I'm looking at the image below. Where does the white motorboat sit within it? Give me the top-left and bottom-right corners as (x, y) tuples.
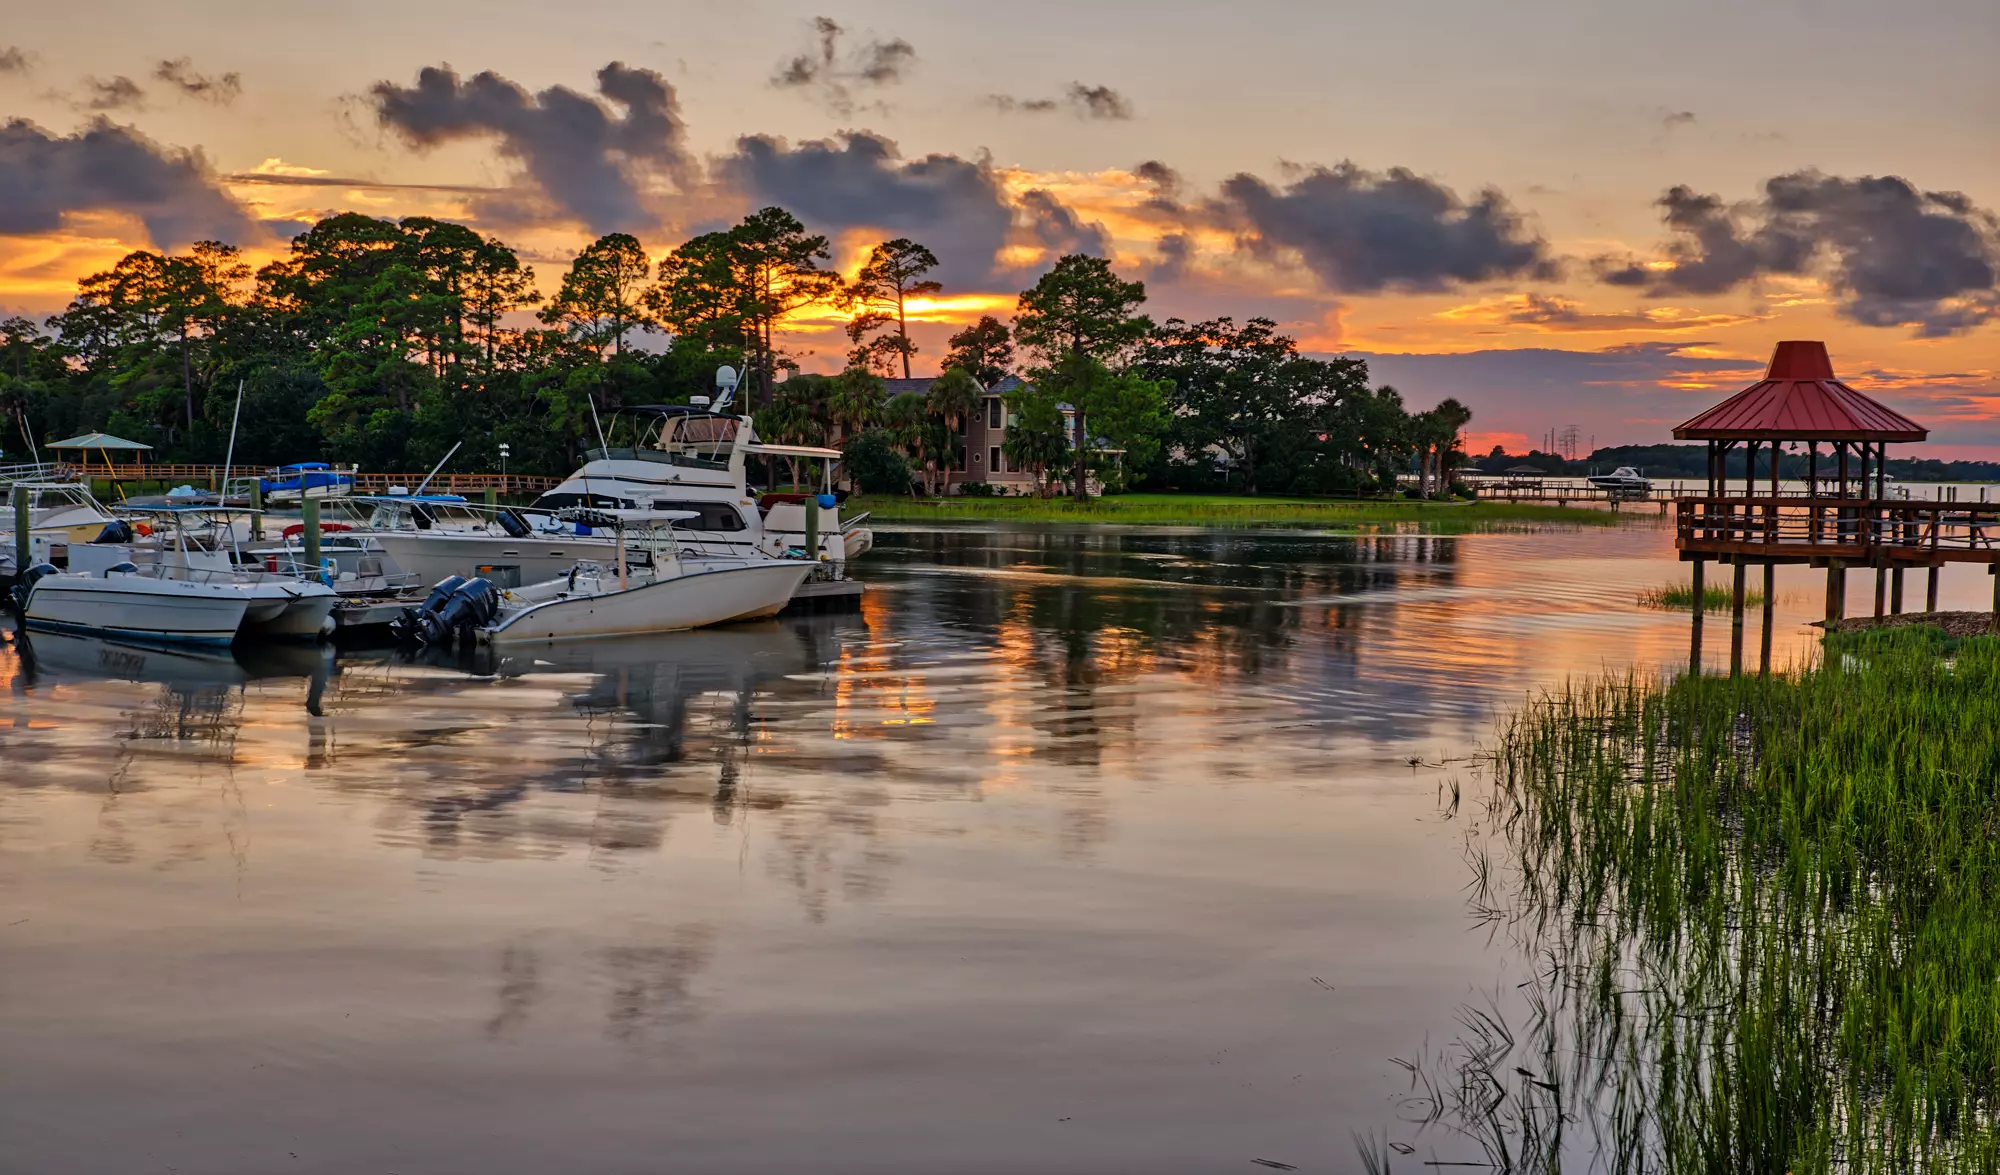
(1585, 466), (1652, 492)
(16, 564), (252, 646)
(0, 482), (122, 578)
(64, 507), (338, 640)
(394, 510), (814, 647)
(353, 405), (871, 587)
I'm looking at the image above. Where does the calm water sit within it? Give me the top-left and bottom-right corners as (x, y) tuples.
(3, 522), (1989, 1173)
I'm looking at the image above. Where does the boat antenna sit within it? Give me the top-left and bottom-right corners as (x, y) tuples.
(220, 377), (245, 501)
(588, 392), (610, 454)
(413, 440), (463, 496)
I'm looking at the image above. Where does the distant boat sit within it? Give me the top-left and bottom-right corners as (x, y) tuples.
(1586, 466), (1652, 492)
(260, 463), (357, 504)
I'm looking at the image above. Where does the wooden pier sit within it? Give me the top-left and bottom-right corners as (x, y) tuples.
(1670, 340), (1982, 676)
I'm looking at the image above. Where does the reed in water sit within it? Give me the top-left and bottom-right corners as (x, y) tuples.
(1367, 625), (2000, 1173)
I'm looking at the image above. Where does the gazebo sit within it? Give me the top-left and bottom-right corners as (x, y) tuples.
(46, 432), (153, 477)
(1669, 340), (1991, 674)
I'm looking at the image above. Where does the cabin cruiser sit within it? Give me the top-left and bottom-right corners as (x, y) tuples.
(27, 507), (338, 641)
(350, 406), (871, 586)
(393, 509), (815, 647)
(0, 482), (122, 578)
(1585, 466), (1652, 492)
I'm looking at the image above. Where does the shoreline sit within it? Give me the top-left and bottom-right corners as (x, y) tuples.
(849, 492), (1625, 532)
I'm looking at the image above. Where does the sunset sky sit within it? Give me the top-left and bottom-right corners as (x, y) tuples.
(3, 0), (1997, 454)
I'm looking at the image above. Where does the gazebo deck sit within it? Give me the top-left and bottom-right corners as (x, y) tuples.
(1677, 496), (2000, 566)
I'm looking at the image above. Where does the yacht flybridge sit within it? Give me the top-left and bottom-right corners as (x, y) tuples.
(350, 405), (872, 588)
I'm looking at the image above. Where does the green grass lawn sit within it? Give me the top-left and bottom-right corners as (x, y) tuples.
(848, 491), (1623, 532)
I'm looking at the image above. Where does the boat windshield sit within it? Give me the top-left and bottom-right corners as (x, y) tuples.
(584, 410), (740, 471)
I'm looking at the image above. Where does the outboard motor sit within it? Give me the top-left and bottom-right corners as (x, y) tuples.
(10, 563), (59, 615)
(91, 519), (135, 545)
(390, 575), (464, 644)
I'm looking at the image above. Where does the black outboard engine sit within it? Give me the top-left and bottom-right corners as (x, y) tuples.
(393, 576), (499, 648)
(10, 562), (59, 615)
(91, 519), (134, 544)
(390, 575), (464, 644)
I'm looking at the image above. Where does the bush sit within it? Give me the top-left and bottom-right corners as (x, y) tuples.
(957, 481), (998, 497)
(842, 429), (913, 495)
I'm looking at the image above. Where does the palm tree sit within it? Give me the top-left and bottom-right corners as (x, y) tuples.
(827, 366), (884, 444)
(880, 391), (930, 494)
(925, 366), (981, 492)
(1431, 397), (1473, 496)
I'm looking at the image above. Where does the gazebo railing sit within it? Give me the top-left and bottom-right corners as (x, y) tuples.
(1676, 496), (2000, 558)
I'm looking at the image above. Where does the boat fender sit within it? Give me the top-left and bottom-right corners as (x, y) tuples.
(496, 509), (532, 539)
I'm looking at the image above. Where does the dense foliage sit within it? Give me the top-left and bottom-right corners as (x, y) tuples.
(1, 207), (1467, 494)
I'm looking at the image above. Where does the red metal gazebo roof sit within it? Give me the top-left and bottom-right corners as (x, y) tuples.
(1672, 341), (1927, 443)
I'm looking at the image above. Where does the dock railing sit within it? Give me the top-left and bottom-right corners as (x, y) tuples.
(1675, 496), (2000, 564)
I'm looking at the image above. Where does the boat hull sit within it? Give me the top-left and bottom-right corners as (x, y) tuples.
(24, 575), (251, 646)
(482, 562), (814, 645)
(366, 531), (617, 586)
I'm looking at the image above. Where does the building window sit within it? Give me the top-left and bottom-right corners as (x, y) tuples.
(986, 398), (1002, 429)
(971, 449), (981, 466)
(989, 445), (1003, 474)
(953, 446), (967, 472)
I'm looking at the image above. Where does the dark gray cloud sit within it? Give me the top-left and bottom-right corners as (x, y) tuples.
(371, 61), (688, 235)
(718, 131), (1012, 286)
(989, 83), (1134, 120)
(155, 58), (241, 104)
(0, 117), (253, 246)
(1661, 110), (1696, 128)
(0, 46), (30, 74)
(1148, 231), (1193, 283)
(1135, 160), (1181, 196)
(81, 75), (145, 111)
(1213, 162), (1556, 294)
(1600, 172), (2000, 336)
(1019, 189), (1107, 258)
(771, 17), (916, 114)
(222, 170), (500, 195)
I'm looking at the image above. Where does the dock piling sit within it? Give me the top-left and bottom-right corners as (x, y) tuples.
(1874, 566), (1887, 619)
(1760, 563), (1775, 676)
(1730, 561), (1747, 677)
(12, 484), (28, 576)
(302, 496), (321, 580)
(1825, 561), (1845, 627)
(1890, 567), (1905, 615)
(1927, 565), (1940, 612)
(1689, 558), (1706, 674)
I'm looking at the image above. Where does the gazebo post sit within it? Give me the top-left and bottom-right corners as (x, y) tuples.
(1760, 562), (1776, 676)
(1689, 557), (1706, 674)
(1826, 560), (1845, 627)
(1927, 565), (1940, 612)
(1874, 564), (1887, 619)
(1891, 567), (1905, 615)
(1730, 560), (1747, 677)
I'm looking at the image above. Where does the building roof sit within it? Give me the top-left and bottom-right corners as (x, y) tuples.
(46, 432), (153, 451)
(1672, 341), (1927, 443)
(879, 374), (1031, 397)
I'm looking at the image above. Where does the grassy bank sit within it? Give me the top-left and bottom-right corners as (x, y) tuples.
(1378, 625), (2000, 1172)
(850, 492), (1620, 532)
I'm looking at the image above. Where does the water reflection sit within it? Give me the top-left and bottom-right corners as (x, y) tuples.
(0, 521), (1887, 1173)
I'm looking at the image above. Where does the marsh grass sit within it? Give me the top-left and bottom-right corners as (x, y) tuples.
(1370, 625), (2000, 1173)
(1636, 581), (1767, 612)
(853, 492), (1620, 533)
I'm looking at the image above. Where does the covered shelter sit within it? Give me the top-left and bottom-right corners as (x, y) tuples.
(46, 432), (153, 477)
(1673, 340), (1926, 503)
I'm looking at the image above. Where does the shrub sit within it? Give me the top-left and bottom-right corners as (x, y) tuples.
(842, 429), (913, 495)
(957, 481), (997, 497)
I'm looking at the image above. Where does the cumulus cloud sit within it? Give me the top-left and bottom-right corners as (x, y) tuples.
(1599, 172), (2000, 336)
(989, 83), (1135, 120)
(0, 46), (30, 74)
(1212, 162), (1556, 294)
(771, 17), (916, 114)
(717, 131), (1013, 285)
(81, 75), (145, 111)
(1019, 189), (1108, 257)
(155, 58), (241, 104)
(371, 61), (688, 235)
(0, 117), (254, 246)
(1435, 292), (1762, 333)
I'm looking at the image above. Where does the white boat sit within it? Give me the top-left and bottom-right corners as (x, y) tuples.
(17, 566), (252, 646)
(64, 507), (338, 640)
(0, 482), (122, 578)
(397, 510), (815, 647)
(351, 406), (872, 585)
(1585, 466), (1652, 492)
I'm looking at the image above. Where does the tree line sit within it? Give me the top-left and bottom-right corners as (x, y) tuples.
(0, 208), (1472, 497)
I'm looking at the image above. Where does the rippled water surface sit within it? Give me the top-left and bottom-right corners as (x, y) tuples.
(2, 520), (1977, 1173)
